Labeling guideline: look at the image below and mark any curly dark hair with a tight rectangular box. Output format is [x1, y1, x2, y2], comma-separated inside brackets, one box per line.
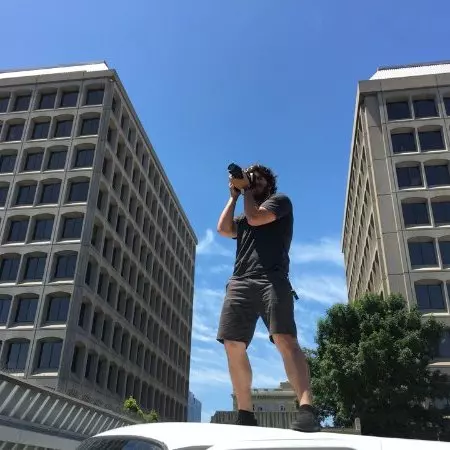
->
[246, 164, 278, 195]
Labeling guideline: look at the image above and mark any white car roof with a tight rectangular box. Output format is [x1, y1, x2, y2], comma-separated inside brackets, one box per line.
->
[92, 422, 448, 450]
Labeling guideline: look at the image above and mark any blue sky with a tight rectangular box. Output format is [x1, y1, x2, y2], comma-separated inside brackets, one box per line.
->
[4, 0, 450, 422]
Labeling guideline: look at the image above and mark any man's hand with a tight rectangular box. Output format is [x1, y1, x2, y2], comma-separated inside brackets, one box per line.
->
[229, 179, 240, 200]
[230, 172, 251, 191]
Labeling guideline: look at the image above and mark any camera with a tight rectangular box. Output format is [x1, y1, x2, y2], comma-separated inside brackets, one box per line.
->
[227, 163, 254, 185]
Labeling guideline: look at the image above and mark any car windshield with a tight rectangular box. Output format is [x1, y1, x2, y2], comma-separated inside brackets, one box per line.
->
[77, 437, 165, 450]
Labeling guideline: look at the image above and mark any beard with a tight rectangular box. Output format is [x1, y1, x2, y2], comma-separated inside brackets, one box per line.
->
[252, 186, 271, 205]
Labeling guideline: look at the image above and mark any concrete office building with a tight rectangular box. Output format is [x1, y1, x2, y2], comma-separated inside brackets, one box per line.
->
[187, 391, 202, 422]
[342, 61, 450, 376]
[0, 62, 197, 421]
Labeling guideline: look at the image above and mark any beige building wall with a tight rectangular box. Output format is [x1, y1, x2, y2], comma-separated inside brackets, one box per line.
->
[342, 62, 450, 377]
[231, 381, 297, 412]
[0, 62, 197, 420]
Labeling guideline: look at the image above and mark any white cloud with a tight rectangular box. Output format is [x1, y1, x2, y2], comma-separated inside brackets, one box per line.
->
[292, 273, 347, 305]
[290, 237, 344, 267]
[209, 264, 233, 274]
[196, 229, 234, 257]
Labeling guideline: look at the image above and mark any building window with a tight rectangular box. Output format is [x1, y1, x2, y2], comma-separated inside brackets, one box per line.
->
[439, 241, 450, 266]
[62, 216, 83, 239]
[32, 218, 53, 241]
[425, 164, 450, 186]
[437, 329, 450, 358]
[23, 255, 47, 281]
[14, 95, 30, 112]
[15, 297, 38, 323]
[402, 201, 430, 226]
[7, 218, 29, 242]
[0, 96, 9, 113]
[60, 91, 78, 108]
[432, 201, 450, 225]
[0, 185, 8, 206]
[415, 283, 446, 311]
[413, 99, 437, 118]
[5, 123, 24, 142]
[74, 147, 95, 168]
[419, 130, 445, 151]
[47, 150, 66, 170]
[391, 131, 417, 154]
[386, 101, 410, 121]
[38, 92, 56, 110]
[80, 117, 100, 136]
[396, 165, 422, 189]
[37, 340, 62, 370]
[6, 341, 29, 370]
[0, 256, 20, 282]
[24, 152, 43, 171]
[86, 88, 104, 106]
[408, 241, 437, 267]
[54, 119, 73, 138]
[0, 154, 16, 173]
[31, 121, 50, 140]
[16, 184, 36, 205]
[39, 182, 61, 204]
[0, 296, 11, 325]
[68, 181, 89, 202]
[46, 295, 69, 323]
[54, 253, 77, 279]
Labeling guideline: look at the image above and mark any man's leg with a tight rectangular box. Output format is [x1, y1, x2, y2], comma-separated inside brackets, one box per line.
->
[259, 275, 321, 432]
[217, 278, 259, 426]
[271, 334, 312, 406]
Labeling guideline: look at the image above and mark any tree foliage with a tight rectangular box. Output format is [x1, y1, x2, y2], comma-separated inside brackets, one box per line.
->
[309, 293, 450, 439]
[123, 396, 159, 423]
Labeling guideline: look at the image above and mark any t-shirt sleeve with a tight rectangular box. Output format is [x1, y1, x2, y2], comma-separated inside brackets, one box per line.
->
[261, 194, 292, 219]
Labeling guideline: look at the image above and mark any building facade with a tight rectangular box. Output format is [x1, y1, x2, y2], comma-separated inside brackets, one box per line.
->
[187, 390, 202, 422]
[231, 381, 297, 412]
[342, 61, 450, 375]
[0, 62, 197, 420]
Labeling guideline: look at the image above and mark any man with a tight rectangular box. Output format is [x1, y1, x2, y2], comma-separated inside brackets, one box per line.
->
[216, 164, 320, 432]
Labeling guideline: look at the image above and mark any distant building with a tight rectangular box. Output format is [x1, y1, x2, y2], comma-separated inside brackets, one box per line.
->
[232, 381, 297, 412]
[187, 391, 202, 422]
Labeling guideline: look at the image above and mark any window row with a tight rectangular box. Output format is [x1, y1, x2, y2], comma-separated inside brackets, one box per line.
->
[79, 290, 190, 362]
[94, 203, 192, 296]
[391, 127, 446, 154]
[396, 160, 450, 189]
[0, 86, 104, 114]
[0, 177, 90, 208]
[87, 241, 192, 323]
[0, 292, 69, 326]
[386, 97, 450, 122]
[0, 338, 63, 372]
[71, 342, 186, 419]
[100, 153, 195, 276]
[0, 251, 77, 284]
[408, 237, 450, 269]
[414, 281, 450, 313]
[2, 213, 84, 244]
[402, 197, 450, 228]
[0, 114, 100, 143]
[0, 145, 94, 174]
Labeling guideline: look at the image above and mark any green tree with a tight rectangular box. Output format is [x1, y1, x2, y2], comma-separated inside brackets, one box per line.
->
[123, 396, 159, 423]
[312, 293, 449, 439]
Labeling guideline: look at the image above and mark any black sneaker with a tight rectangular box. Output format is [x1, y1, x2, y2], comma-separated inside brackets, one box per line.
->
[235, 409, 258, 426]
[290, 404, 321, 432]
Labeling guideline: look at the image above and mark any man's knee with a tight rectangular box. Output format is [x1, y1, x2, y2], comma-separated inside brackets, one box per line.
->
[272, 334, 300, 354]
[224, 340, 247, 354]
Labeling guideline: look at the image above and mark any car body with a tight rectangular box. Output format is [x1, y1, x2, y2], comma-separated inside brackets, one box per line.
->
[76, 422, 450, 449]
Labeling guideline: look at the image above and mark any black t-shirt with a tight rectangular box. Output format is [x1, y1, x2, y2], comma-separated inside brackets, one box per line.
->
[232, 193, 293, 277]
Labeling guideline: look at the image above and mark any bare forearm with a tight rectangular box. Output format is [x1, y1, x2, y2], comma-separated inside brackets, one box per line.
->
[217, 197, 238, 235]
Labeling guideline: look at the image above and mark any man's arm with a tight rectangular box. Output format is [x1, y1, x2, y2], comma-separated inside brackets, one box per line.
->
[217, 197, 239, 238]
[244, 191, 292, 227]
